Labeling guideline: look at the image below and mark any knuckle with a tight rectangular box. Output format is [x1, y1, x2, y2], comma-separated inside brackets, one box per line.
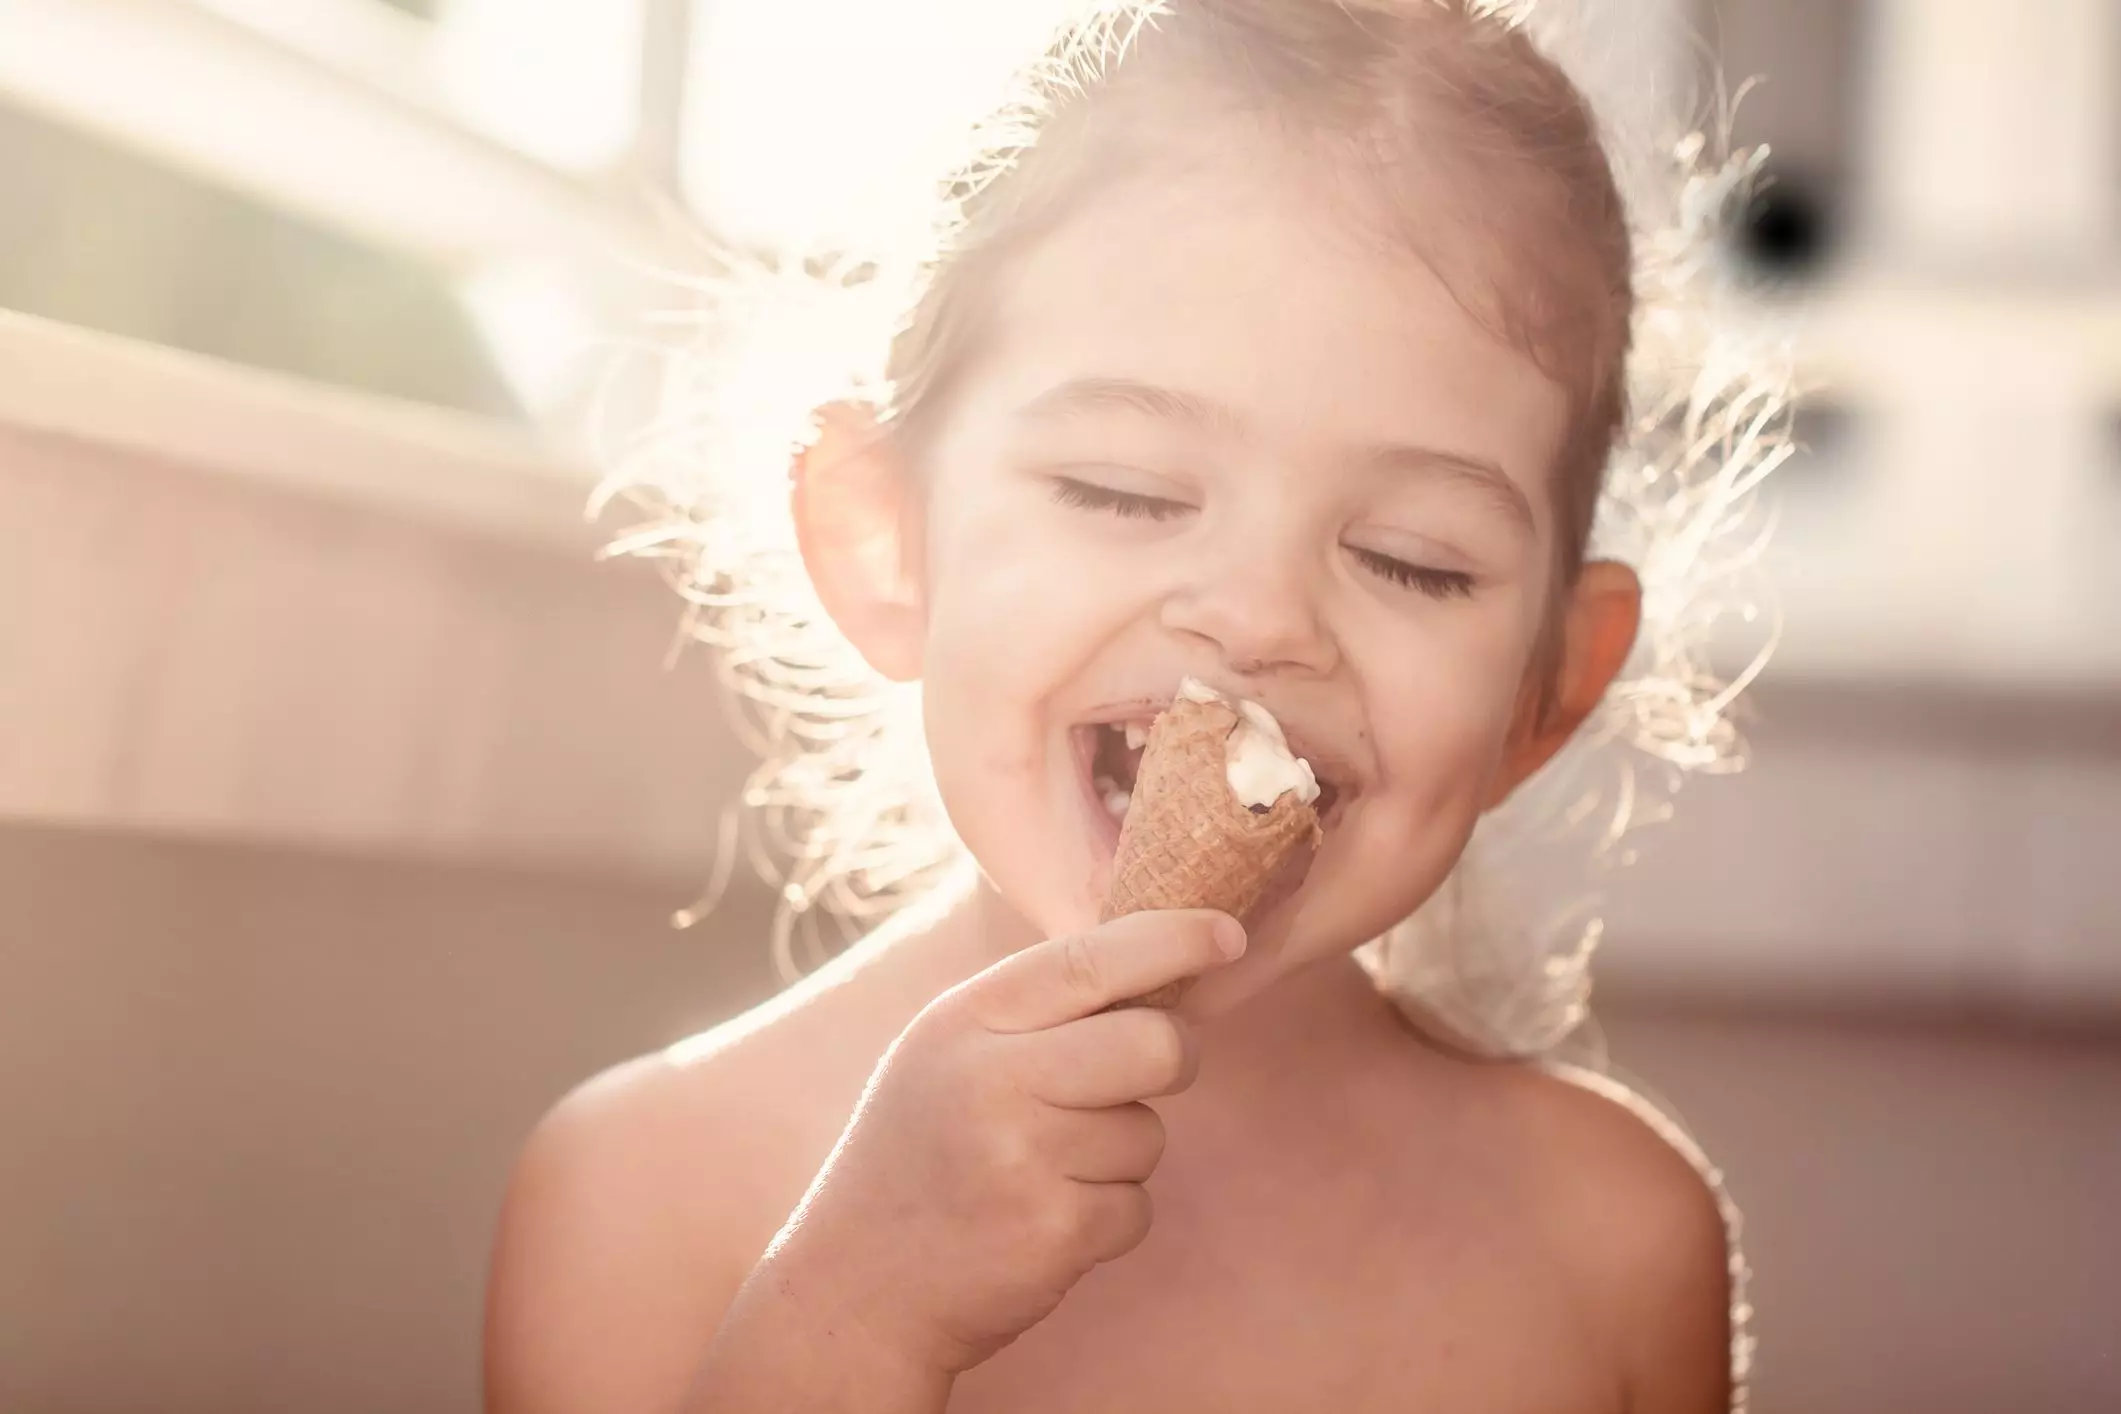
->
[907, 989, 964, 1043]
[1029, 1187, 1085, 1254]
[1112, 1185, 1154, 1253]
[899, 1003, 969, 1072]
[944, 974, 994, 1024]
[1057, 932, 1104, 998]
[933, 971, 1006, 1035]
[986, 1094, 1051, 1164]
[984, 1118, 1038, 1180]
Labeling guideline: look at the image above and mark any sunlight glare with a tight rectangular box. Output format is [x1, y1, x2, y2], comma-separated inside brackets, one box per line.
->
[434, 0, 646, 173]
[681, 0, 1072, 250]
[458, 258, 602, 419]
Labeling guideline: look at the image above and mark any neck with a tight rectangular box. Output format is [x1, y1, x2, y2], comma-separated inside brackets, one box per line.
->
[1194, 946, 1411, 1093]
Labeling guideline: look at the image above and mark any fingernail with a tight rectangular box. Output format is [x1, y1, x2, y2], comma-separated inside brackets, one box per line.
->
[1213, 917, 1248, 959]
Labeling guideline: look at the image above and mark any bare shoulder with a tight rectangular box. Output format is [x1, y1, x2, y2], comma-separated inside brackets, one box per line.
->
[1486, 1062, 1736, 1413]
[482, 982, 859, 1414]
[480, 1031, 771, 1414]
[482, 931, 935, 1414]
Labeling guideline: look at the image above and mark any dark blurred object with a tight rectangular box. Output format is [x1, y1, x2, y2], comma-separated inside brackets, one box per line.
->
[1698, 0, 1866, 282]
[1735, 165, 1833, 280]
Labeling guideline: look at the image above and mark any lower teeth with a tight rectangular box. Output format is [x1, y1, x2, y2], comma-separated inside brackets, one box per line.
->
[1094, 775, 1132, 821]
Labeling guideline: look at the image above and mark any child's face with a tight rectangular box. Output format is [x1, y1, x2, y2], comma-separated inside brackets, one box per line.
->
[813, 148, 1611, 997]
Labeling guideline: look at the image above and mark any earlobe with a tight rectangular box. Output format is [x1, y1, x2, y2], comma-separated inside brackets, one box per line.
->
[789, 402, 927, 683]
[1486, 560, 1643, 807]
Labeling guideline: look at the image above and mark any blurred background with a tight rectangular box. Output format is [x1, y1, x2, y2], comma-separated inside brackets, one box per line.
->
[1, 1, 2116, 1411]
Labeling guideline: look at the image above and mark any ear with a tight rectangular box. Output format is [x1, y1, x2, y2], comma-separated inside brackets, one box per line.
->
[1487, 560, 1642, 807]
[789, 402, 927, 683]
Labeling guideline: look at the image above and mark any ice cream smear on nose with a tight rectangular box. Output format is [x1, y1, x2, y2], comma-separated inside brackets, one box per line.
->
[1175, 677, 1321, 809]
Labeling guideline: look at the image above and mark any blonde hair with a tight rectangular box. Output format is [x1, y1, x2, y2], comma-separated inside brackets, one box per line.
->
[593, 0, 1793, 1059]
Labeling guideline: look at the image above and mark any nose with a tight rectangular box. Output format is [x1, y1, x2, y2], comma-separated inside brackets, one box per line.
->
[1159, 534, 1339, 680]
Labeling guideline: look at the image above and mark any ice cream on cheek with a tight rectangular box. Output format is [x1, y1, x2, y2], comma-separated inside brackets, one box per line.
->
[1176, 676, 1321, 810]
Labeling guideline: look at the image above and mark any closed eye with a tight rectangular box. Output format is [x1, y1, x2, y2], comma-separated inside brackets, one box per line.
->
[1052, 477, 1473, 599]
[1049, 476, 1191, 522]
[1349, 547, 1476, 600]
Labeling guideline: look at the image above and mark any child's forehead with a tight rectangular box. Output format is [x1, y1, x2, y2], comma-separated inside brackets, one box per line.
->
[962, 152, 1567, 471]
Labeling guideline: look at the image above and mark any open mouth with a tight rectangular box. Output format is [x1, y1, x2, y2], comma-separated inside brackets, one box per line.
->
[1070, 716, 1347, 850]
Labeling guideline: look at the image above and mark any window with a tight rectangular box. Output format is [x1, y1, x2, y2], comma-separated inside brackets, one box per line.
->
[185, 0, 651, 176]
[0, 0, 677, 445]
[0, 0, 1081, 448]
[0, 99, 522, 420]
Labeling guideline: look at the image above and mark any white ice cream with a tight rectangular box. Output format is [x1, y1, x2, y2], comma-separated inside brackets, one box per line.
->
[1176, 676, 1321, 810]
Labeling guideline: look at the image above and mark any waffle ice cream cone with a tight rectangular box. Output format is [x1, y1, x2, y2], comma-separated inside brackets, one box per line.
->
[1101, 693, 1323, 1008]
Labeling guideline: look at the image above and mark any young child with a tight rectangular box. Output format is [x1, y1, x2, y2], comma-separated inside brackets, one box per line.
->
[485, 2, 1783, 1410]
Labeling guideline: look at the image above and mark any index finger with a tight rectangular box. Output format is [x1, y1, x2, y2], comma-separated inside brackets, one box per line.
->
[967, 910, 1247, 1034]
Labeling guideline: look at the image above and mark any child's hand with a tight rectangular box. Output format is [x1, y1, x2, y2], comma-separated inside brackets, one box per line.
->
[767, 909, 1246, 1377]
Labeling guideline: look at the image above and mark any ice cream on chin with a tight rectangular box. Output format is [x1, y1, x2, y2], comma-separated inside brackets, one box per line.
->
[1175, 676, 1320, 811]
[1097, 679, 1326, 1010]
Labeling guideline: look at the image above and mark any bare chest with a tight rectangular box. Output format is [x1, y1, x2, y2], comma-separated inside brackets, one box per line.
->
[699, 980, 1622, 1414]
[945, 1141, 1617, 1414]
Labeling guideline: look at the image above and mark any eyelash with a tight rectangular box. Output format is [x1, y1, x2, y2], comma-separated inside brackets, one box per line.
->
[1049, 476, 1187, 521]
[1348, 548, 1475, 600]
[1047, 477, 1477, 601]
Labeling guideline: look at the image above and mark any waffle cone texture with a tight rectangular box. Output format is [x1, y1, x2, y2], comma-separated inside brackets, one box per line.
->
[1100, 696, 1322, 1008]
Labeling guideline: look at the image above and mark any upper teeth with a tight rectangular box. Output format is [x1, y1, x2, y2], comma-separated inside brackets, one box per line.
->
[1124, 721, 1149, 750]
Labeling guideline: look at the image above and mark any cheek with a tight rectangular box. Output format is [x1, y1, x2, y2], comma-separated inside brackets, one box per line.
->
[918, 643, 1117, 937]
[1368, 597, 1544, 811]
[913, 475, 1114, 916]
[922, 501, 1079, 701]
[918, 458, 1152, 695]
[1315, 621, 1531, 948]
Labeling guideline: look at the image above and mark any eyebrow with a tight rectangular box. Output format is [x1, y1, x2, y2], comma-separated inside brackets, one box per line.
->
[1357, 443, 1536, 533]
[1018, 375, 1537, 532]
[1019, 377, 1246, 438]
